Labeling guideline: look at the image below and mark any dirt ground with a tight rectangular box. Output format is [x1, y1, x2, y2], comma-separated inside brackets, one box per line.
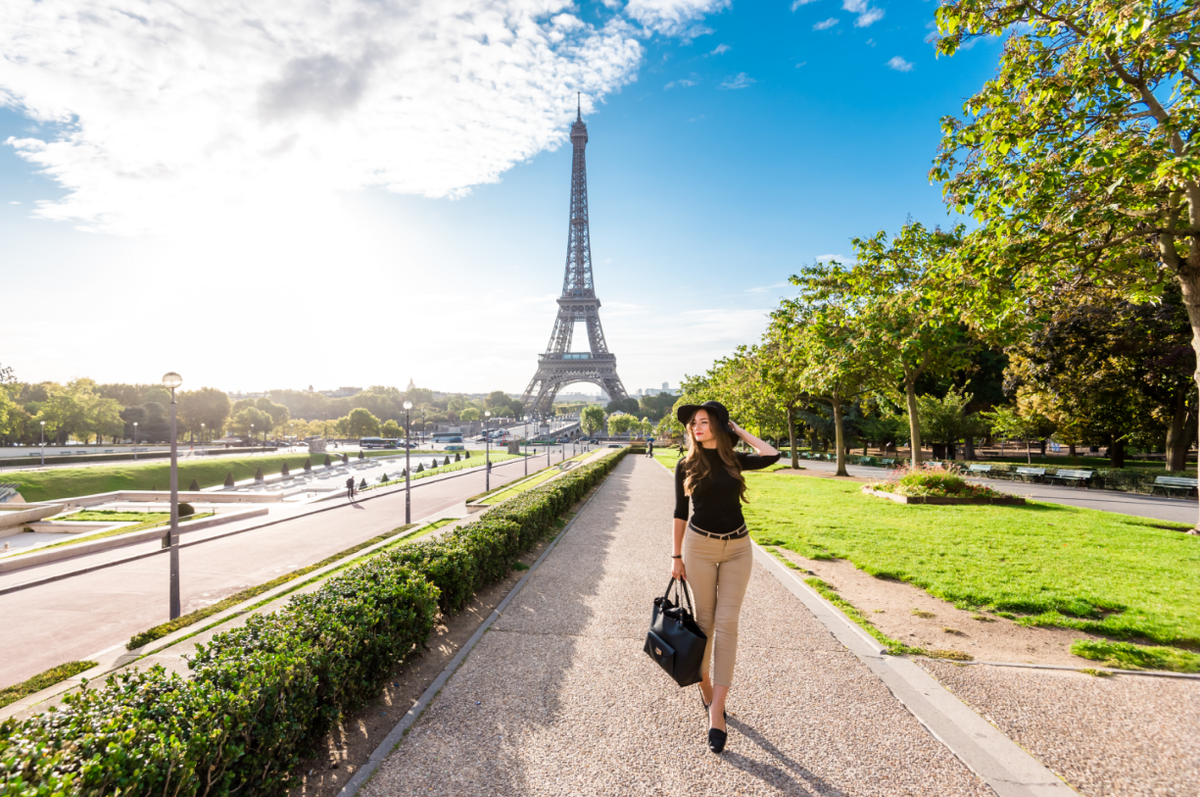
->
[287, 490, 597, 797]
[771, 546, 1107, 666]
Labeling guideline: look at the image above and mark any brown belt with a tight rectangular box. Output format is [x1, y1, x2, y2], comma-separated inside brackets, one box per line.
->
[688, 521, 748, 540]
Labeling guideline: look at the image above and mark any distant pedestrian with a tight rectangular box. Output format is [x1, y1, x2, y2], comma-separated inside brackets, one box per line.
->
[647, 439, 654, 458]
[345, 476, 355, 501]
[669, 401, 779, 754]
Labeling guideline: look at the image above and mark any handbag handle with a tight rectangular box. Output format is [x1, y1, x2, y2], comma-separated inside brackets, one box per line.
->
[662, 577, 695, 614]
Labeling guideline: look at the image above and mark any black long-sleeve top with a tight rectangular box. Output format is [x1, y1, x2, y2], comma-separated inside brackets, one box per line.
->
[674, 448, 780, 533]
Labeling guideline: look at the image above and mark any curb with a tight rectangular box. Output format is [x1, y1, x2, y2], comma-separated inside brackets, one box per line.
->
[0, 457, 532, 596]
[753, 542, 1078, 796]
[0, 507, 268, 574]
[334, 454, 622, 797]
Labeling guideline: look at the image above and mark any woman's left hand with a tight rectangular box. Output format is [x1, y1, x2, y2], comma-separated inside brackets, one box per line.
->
[728, 419, 744, 437]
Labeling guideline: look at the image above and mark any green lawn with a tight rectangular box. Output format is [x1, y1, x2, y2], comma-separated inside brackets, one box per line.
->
[364, 452, 521, 492]
[482, 451, 601, 504]
[741, 472, 1200, 652]
[2, 449, 469, 502]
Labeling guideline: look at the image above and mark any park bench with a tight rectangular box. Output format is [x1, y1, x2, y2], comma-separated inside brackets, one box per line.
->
[880, 458, 896, 468]
[968, 464, 993, 476]
[858, 456, 876, 466]
[1151, 476, 1198, 498]
[1046, 469, 1094, 488]
[1015, 467, 1046, 483]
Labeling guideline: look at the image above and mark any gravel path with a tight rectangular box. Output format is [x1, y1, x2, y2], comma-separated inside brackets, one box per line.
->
[919, 660, 1200, 797]
[361, 456, 992, 796]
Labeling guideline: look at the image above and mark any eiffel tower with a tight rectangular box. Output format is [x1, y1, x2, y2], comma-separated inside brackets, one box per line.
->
[520, 99, 628, 414]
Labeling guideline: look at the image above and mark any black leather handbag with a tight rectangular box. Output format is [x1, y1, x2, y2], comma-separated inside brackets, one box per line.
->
[644, 578, 708, 687]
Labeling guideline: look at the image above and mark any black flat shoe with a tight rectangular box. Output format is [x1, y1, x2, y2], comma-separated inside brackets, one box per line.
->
[708, 727, 727, 754]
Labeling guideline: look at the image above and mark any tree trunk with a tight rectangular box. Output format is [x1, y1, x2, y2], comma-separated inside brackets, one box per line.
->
[1109, 437, 1126, 469]
[1068, 442, 1076, 457]
[788, 408, 799, 469]
[905, 377, 923, 469]
[832, 399, 848, 477]
[965, 435, 976, 461]
[1025, 438, 1032, 465]
[1165, 389, 1194, 472]
[1039, 438, 1048, 457]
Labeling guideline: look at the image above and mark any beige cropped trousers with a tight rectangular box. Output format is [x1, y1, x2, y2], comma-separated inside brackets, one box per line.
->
[682, 529, 753, 687]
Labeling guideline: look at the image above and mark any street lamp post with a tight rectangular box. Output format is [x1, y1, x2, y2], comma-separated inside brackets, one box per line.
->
[39, 421, 45, 466]
[403, 401, 412, 524]
[133, 421, 138, 460]
[162, 371, 183, 620]
[200, 423, 205, 447]
[484, 411, 492, 492]
[523, 414, 531, 475]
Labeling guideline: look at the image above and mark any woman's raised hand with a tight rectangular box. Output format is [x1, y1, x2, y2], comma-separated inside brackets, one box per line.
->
[671, 557, 686, 581]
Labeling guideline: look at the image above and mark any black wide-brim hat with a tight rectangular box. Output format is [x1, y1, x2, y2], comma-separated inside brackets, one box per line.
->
[676, 401, 734, 436]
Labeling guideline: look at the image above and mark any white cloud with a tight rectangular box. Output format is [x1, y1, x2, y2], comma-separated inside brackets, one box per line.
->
[623, 0, 730, 36]
[664, 78, 699, 89]
[842, 0, 884, 27]
[0, 0, 724, 236]
[719, 73, 756, 90]
[813, 17, 839, 30]
[887, 56, 914, 72]
[816, 253, 853, 263]
[790, 0, 820, 9]
[795, 61, 808, 67]
[709, 43, 731, 55]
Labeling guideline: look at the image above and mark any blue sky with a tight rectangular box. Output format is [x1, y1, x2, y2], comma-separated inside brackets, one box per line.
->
[0, 0, 1003, 397]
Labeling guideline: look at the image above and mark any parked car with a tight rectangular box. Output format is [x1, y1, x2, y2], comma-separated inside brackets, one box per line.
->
[445, 444, 465, 451]
[607, 443, 623, 448]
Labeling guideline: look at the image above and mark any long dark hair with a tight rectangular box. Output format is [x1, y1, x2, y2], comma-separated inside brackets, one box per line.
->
[681, 409, 747, 502]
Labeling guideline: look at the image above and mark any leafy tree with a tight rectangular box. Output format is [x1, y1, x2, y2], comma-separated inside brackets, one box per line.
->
[932, 0, 1200, 512]
[605, 398, 640, 415]
[255, 398, 290, 431]
[230, 406, 273, 440]
[794, 224, 972, 467]
[381, 419, 402, 439]
[580, 405, 605, 436]
[654, 413, 683, 441]
[608, 414, 635, 437]
[346, 408, 381, 438]
[460, 407, 480, 422]
[637, 392, 676, 422]
[178, 387, 231, 441]
[1006, 282, 1195, 468]
[905, 388, 984, 460]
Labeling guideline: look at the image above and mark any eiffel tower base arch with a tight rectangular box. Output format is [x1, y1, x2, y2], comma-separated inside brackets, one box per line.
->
[521, 359, 627, 416]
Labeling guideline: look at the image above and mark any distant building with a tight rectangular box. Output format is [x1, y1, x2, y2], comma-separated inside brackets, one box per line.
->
[319, 386, 361, 398]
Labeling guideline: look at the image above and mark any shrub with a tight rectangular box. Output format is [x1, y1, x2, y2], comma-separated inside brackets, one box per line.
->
[324, 454, 332, 467]
[416, 462, 425, 473]
[178, 503, 195, 518]
[465, 450, 471, 459]
[189, 478, 200, 491]
[281, 463, 290, 478]
[304, 458, 312, 472]
[379, 473, 388, 483]
[224, 472, 235, 487]
[254, 467, 264, 482]
[870, 463, 1007, 499]
[358, 451, 364, 460]
[455, 453, 461, 462]
[0, 562, 438, 796]
[359, 478, 368, 490]
[444, 456, 451, 466]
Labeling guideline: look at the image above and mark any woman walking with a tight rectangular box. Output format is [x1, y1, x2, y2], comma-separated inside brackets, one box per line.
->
[670, 401, 778, 753]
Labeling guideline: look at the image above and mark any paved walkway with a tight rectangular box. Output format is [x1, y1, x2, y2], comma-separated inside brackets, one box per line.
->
[360, 455, 998, 796]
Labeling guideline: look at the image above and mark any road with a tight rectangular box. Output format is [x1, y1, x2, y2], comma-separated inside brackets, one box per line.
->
[0, 452, 581, 689]
[795, 457, 1198, 524]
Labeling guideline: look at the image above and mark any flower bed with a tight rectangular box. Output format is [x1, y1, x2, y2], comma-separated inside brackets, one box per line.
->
[0, 449, 627, 796]
[865, 464, 1024, 505]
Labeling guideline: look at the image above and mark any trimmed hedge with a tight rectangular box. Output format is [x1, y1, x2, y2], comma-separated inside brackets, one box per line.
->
[0, 447, 626, 796]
